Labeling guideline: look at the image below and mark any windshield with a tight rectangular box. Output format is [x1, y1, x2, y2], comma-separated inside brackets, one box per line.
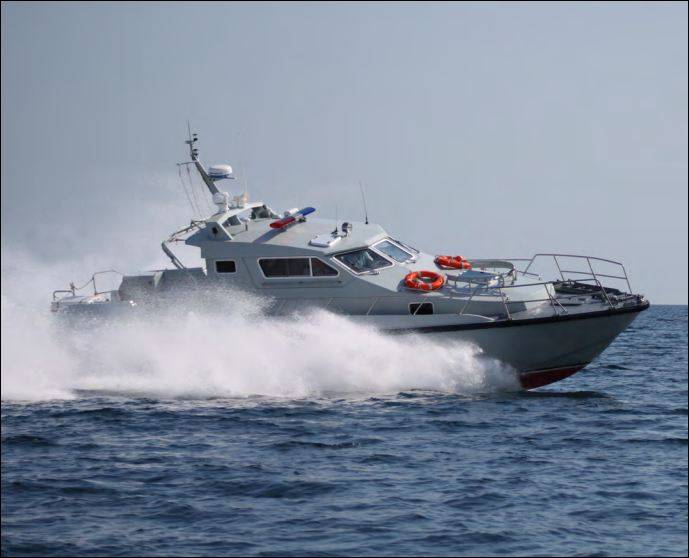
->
[392, 238, 419, 254]
[374, 240, 413, 263]
[335, 249, 392, 273]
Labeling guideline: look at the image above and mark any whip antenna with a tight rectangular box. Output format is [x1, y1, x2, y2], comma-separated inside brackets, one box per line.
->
[237, 130, 249, 201]
[359, 180, 369, 225]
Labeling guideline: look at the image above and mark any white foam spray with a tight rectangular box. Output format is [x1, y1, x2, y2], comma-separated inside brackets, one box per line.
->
[1, 249, 519, 402]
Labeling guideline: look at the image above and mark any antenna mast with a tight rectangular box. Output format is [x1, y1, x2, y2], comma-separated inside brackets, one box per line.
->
[359, 180, 369, 225]
[237, 130, 249, 201]
[332, 203, 339, 234]
[184, 122, 220, 196]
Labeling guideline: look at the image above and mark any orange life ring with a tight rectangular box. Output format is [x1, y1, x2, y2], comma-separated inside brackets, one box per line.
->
[404, 270, 445, 291]
[435, 255, 472, 270]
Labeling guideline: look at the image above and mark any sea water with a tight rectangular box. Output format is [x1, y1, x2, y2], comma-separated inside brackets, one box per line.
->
[1, 275, 686, 556]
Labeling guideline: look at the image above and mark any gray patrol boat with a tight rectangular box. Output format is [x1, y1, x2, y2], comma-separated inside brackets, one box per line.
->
[51, 131, 650, 389]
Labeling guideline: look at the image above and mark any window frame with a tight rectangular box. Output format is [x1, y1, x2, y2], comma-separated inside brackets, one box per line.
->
[332, 248, 395, 275]
[257, 256, 341, 279]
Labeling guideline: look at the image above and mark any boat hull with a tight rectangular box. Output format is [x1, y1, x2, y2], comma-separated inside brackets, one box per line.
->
[382, 304, 648, 389]
[517, 364, 586, 390]
[53, 294, 648, 390]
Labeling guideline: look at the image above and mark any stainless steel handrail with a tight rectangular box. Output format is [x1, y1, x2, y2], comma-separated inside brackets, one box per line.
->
[290, 276, 630, 322]
[513, 254, 633, 309]
[275, 252, 637, 322]
[52, 269, 123, 301]
[523, 254, 631, 286]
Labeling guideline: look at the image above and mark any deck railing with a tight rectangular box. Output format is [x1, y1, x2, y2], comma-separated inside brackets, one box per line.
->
[52, 270, 123, 302]
[53, 255, 636, 322]
[467, 253, 634, 318]
[317, 253, 634, 321]
[521, 254, 632, 293]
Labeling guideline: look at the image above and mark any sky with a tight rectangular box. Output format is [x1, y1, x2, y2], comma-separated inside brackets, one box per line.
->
[2, 1, 687, 303]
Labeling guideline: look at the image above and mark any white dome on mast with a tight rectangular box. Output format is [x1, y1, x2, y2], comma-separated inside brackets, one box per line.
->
[208, 164, 234, 180]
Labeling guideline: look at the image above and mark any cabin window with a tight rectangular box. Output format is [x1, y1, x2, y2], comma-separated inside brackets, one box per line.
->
[373, 239, 414, 263]
[409, 303, 433, 315]
[334, 249, 393, 273]
[288, 258, 311, 276]
[259, 259, 289, 277]
[259, 257, 340, 278]
[311, 258, 338, 277]
[215, 260, 236, 274]
[259, 258, 309, 278]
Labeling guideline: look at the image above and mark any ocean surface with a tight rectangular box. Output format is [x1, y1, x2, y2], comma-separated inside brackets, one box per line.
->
[1, 304, 687, 557]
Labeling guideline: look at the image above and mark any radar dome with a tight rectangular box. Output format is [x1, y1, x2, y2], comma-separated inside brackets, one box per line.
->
[208, 164, 234, 180]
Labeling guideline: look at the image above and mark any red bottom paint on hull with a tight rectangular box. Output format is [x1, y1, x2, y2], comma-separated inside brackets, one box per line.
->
[519, 364, 587, 390]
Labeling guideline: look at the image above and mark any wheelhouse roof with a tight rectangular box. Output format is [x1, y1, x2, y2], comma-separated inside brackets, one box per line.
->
[185, 214, 389, 255]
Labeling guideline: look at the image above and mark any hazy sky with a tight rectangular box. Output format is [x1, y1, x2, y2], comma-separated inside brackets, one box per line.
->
[2, 1, 687, 303]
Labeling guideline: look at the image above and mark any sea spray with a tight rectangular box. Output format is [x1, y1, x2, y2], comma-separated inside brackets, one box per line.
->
[1, 251, 519, 401]
[1, 295, 78, 401]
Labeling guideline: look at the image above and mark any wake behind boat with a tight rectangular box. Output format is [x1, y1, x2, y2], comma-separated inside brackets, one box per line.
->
[51, 131, 650, 389]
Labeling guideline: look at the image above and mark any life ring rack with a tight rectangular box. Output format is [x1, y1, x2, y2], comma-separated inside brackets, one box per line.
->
[435, 255, 472, 270]
[404, 270, 445, 292]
